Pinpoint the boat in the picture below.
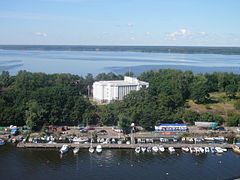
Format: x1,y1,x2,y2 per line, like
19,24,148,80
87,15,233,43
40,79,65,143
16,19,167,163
73,147,80,154
215,147,224,153
210,147,217,153
147,147,152,152
195,147,200,153
204,147,210,153
232,145,240,155
168,147,175,153
60,144,69,154
141,147,146,153
89,146,94,153
152,146,158,152
181,147,189,153
96,145,102,153
135,146,141,153
0,139,5,146
158,146,165,152
190,147,196,153
72,137,89,143
199,147,205,153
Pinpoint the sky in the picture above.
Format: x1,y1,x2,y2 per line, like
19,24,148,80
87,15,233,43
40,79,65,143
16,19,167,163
0,0,240,46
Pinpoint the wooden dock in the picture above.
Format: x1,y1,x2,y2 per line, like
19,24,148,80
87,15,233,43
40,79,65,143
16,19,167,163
17,143,234,149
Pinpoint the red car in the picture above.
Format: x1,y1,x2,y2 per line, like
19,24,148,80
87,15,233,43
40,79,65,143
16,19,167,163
87,127,95,130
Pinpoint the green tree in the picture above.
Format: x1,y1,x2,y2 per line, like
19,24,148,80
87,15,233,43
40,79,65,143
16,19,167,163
118,114,131,134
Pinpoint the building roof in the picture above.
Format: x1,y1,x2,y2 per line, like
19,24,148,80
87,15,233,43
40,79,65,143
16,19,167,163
155,124,187,126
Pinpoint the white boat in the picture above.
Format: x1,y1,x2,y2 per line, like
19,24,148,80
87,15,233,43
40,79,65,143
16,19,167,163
152,146,159,152
221,148,227,152
168,147,175,153
210,147,217,153
96,145,102,153
158,146,165,152
60,144,69,154
72,137,89,143
135,146,141,153
181,147,189,153
73,147,80,154
204,147,210,153
215,147,224,153
190,147,196,153
199,147,205,153
89,146,94,153
147,147,152,152
141,147,147,153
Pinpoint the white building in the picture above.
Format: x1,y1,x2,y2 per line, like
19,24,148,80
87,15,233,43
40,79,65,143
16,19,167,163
93,76,149,104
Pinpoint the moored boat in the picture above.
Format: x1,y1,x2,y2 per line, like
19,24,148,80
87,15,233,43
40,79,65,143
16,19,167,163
135,146,141,153
0,139,5,146
232,145,240,155
168,147,175,153
158,146,165,152
89,146,94,153
96,145,102,153
215,147,224,153
210,147,217,153
72,137,89,143
152,146,158,152
141,147,147,153
181,147,189,153
73,147,80,154
147,147,152,152
190,147,196,153
204,147,210,153
60,144,70,154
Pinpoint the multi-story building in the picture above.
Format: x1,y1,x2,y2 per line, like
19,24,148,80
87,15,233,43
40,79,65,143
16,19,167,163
93,76,149,104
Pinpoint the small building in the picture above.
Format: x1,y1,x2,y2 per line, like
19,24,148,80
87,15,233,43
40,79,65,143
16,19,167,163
155,124,188,132
93,76,149,104
194,122,218,130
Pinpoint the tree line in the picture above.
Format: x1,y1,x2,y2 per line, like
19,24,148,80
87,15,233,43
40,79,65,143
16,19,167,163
1,69,240,131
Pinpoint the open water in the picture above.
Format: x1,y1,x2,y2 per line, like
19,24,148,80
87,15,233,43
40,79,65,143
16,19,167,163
0,145,240,180
1,50,240,76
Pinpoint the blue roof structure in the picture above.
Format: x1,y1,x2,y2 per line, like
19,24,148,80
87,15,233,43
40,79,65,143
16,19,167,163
155,124,186,126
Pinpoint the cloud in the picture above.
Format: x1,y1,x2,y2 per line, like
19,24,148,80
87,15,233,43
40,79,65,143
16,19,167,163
145,32,150,35
199,32,208,36
127,23,133,27
166,29,191,38
34,32,48,37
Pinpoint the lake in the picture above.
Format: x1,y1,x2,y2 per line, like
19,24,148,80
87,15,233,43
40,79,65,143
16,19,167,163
0,145,240,180
1,50,240,76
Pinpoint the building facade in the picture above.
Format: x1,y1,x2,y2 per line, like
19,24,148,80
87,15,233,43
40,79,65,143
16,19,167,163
93,76,149,104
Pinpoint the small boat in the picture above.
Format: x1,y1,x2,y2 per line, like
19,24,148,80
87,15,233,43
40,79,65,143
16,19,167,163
195,147,200,153
135,146,141,153
190,147,196,153
232,145,240,155
215,147,224,153
210,147,217,153
221,148,227,152
72,137,89,143
199,147,205,153
96,145,102,153
89,146,94,153
204,147,210,153
168,147,175,153
147,147,152,152
0,139,5,146
60,144,69,154
158,146,165,152
141,147,146,153
152,146,158,152
73,147,80,154
181,147,189,153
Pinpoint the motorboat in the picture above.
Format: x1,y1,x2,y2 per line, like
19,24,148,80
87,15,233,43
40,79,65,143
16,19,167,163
135,147,141,153
168,147,175,153
96,145,102,153
72,137,89,143
89,146,94,153
158,146,165,152
232,145,240,155
199,147,205,153
204,147,210,153
152,146,158,152
73,147,80,154
60,144,70,154
210,147,217,153
181,147,189,153
195,147,200,153
215,147,224,153
141,147,147,153
147,147,152,152
190,147,196,153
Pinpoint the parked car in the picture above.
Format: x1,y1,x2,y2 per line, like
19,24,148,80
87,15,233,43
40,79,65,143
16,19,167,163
217,127,225,131
97,130,107,134
87,127,95,130
112,127,123,133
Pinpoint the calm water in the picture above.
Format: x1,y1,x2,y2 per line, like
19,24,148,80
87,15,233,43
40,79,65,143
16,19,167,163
0,145,240,180
1,50,240,76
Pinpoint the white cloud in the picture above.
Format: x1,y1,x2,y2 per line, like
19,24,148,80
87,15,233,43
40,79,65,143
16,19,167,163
130,37,135,40
127,23,133,27
145,32,150,35
34,32,48,37
199,32,209,36
166,29,191,38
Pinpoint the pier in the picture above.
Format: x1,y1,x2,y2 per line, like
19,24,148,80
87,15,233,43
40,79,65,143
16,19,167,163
17,143,234,149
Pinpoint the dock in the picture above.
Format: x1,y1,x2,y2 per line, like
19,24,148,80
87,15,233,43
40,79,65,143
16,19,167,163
17,143,234,149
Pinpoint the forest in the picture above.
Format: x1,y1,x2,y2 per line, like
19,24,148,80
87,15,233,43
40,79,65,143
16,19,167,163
1,69,240,132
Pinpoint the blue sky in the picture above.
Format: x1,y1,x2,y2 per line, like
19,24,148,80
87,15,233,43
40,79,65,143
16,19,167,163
0,0,240,46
